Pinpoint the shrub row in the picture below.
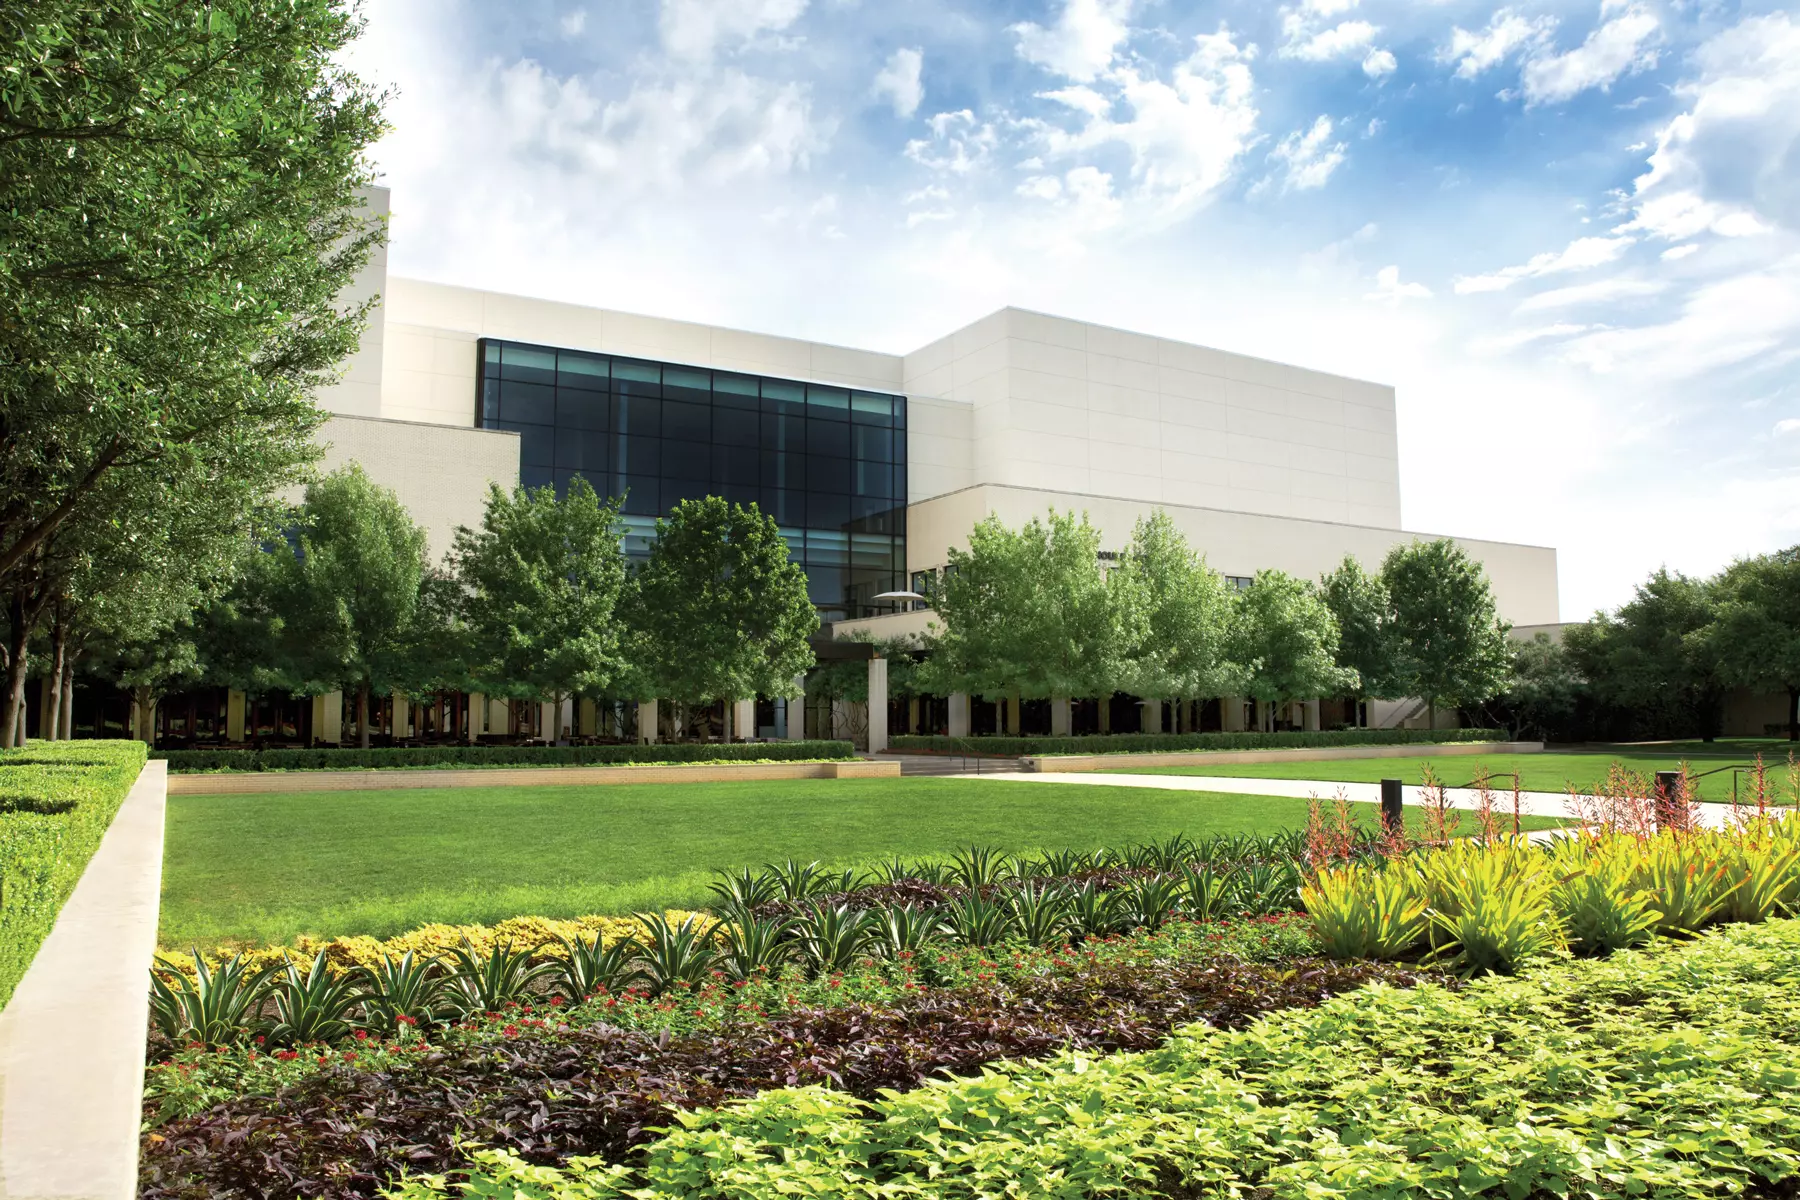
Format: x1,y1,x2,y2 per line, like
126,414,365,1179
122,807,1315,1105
150,740,855,773
139,932,1415,1198
891,727,1509,756
393,918,1800,1200
0,740,147,1007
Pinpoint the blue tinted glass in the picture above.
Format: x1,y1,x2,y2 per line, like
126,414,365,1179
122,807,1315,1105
762,380,805,414
714,374,759,409
612,360,661,397
807,385,850,419
762,449,805,491
807,491,849,529
660,439,709,478
516,424,554,468
853,462,891,498
520,463,553,492
851,392,892,424
808,454,850,494
502,382,554,425
481,379,500,424
483,341,501,365
712,443,758,486
502,345,556,385
615,395,660,437
806,420,849,458
557,353,609,391
715,407,757,446
620,477,660,515
805,566,843,602
664,478,710,506
852,425,893,462
662,400,710,442
614,435,660,476
556,389,609,431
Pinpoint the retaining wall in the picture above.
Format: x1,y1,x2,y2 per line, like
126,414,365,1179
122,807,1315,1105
169,757,898,795
1023,740,1545,773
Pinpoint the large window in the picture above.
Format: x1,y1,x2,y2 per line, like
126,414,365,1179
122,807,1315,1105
478,339,908,621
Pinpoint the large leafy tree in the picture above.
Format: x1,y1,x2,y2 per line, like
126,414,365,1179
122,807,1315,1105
1492,632,1587,742
1566,568,1724,741
1707,548,1800,741
0,0,385,738
1108,511,1238,706
272,465,429,748
1381,539,1512,728
453,479,628,743
1231,570,1356,729
807,633,924,743
621,497,816,723
1319,555,1397,718
927,510,1119,703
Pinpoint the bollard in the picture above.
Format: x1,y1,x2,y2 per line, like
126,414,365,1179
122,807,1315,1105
1380,778,1404,836
1654,770,1682,831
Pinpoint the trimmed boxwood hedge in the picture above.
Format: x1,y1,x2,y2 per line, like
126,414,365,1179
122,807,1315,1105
0,739,147,1008
150,740,856,773
890,728,1509,757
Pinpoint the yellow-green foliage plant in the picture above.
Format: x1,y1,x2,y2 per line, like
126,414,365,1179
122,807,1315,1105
0,741,147,1006
1416,838,1565,976
1631,834,1735,935
1546,835,1662,956
155,910,715,980
1718,820,1800,924
1300,862,1425,961
389,919,1800,1200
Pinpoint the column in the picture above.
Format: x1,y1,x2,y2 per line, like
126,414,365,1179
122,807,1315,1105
907,696,920,735
637,699,658,745
867,657,888,754
787,675,807,740
1050,695,1070,737
392,691,408,738
226,690,246,742
1142,698,1162,734
318,691,343,744
1304,699,1321,731
1004,691,1021,735
1222,696,1245,733
732,698,755,741
948,692,970,737
467,692,484,741
1098,696,1111,734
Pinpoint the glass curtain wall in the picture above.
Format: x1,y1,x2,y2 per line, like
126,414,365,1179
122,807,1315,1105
477,338,907,621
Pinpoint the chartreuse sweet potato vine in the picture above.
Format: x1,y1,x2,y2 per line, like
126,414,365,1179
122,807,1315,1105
393,918,1800,1200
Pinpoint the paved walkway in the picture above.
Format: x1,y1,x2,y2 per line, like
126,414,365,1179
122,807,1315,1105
955,771,1751,832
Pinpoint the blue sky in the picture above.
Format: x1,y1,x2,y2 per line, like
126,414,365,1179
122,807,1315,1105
347,0,1800,618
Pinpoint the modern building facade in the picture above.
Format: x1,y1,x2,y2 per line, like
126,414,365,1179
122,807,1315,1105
128,185,1564,745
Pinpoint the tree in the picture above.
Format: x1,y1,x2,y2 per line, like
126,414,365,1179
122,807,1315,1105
1708,548,1800,741
926,510,1119,705
272,466,429,748
1496,632,1586,742
621,497,816,731
1381,539,1512,728
453,479,628,744
1568,568,1723,741
1109,511,1238,710
807,633,923,743
1319,555,1396,722
1231,571,1356,729
0,1,386,740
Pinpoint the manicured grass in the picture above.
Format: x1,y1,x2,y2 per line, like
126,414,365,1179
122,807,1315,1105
159,777,1561,950
1120,743,1800,803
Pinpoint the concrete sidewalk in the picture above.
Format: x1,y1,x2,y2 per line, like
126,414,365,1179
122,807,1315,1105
958,770,1748,831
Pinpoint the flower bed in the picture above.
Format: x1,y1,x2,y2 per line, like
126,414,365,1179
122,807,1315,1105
400,918,1800,1200
0,740,147,1006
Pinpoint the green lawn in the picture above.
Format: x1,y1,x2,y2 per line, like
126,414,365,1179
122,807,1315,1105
160,777,1562,950
1119,742,1800,803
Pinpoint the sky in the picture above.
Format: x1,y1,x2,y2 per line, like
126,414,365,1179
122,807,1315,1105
343,0,1800,620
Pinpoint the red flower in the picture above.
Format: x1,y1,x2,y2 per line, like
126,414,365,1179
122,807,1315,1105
396,1013,418,1026
275,1050,299,1062
503,1023,519,1038
549,995,564,1006
354,1030,370,1041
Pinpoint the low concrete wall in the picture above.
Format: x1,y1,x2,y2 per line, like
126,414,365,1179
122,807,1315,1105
0,758,167,1200
1023,741,1545,773
169,757,898,795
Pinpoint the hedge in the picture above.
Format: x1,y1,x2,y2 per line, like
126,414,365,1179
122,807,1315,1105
891,727,1510,757
398,918,1800,1200
149,740,856,773
0,740,147,1008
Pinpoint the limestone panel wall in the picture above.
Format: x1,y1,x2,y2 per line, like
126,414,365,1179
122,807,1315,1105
312,415,519,563
311,186,390,419
906,483,1560,627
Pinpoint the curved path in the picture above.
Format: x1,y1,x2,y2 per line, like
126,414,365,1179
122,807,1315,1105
952,770,1756,832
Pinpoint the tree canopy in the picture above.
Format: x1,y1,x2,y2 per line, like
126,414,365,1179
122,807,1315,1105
1381,539,1511,727
1707,549,1800,740
1319,554,1397,705
1109,511,1238,703
1231,570,1356,725
1566,568,1723,741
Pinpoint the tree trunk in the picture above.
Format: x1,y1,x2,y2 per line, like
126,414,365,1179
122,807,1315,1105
1,595,30,749
1428,696,1437,731
357,680,371,750
132,685,156,744
44,624,66,741
59,651,75,739
1788,686,1798,743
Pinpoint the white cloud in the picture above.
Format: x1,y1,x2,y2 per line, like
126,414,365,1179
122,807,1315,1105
1775,418,1800,436
658,0,808,62
1559,257,1800,375
1012,165,1124,250
872,47,924,118
1035,26,1261,220
1441,9,1555,81
1521,5,1660,105
1514,276,1666,311
1012,0,1134,83
1661,243,1699,261
1471,322,1590,353
1282,17,1380,62
1362,48,1396,79
1267,115,1346,192
560,9,586,37
904,109,997,174
1364,264,1431,303
1453,235,1635,293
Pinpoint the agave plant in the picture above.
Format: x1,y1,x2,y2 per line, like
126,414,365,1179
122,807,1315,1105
1718,837,1800,924
1302,863,1427,961
872,856,922,885
1633,836,1732,935
1421,843,1565,975
1033,848,1095,878
1227,861,1304,916
354,951,452,1032
262,950,364,1047
443,939,559,1015
717,915,795,982
1067,879,1124,939
633,913,721,994
794,903,872,976
1006,882,1073,947
1115,874,1185,932
940,890,1013,948
762,858,829,901
149,951,275,1046
1143,833,1197,872
554,934,639,1001
948,845,1014,890
870,903,938,959
707,865,780,912
1181,864,1228,923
